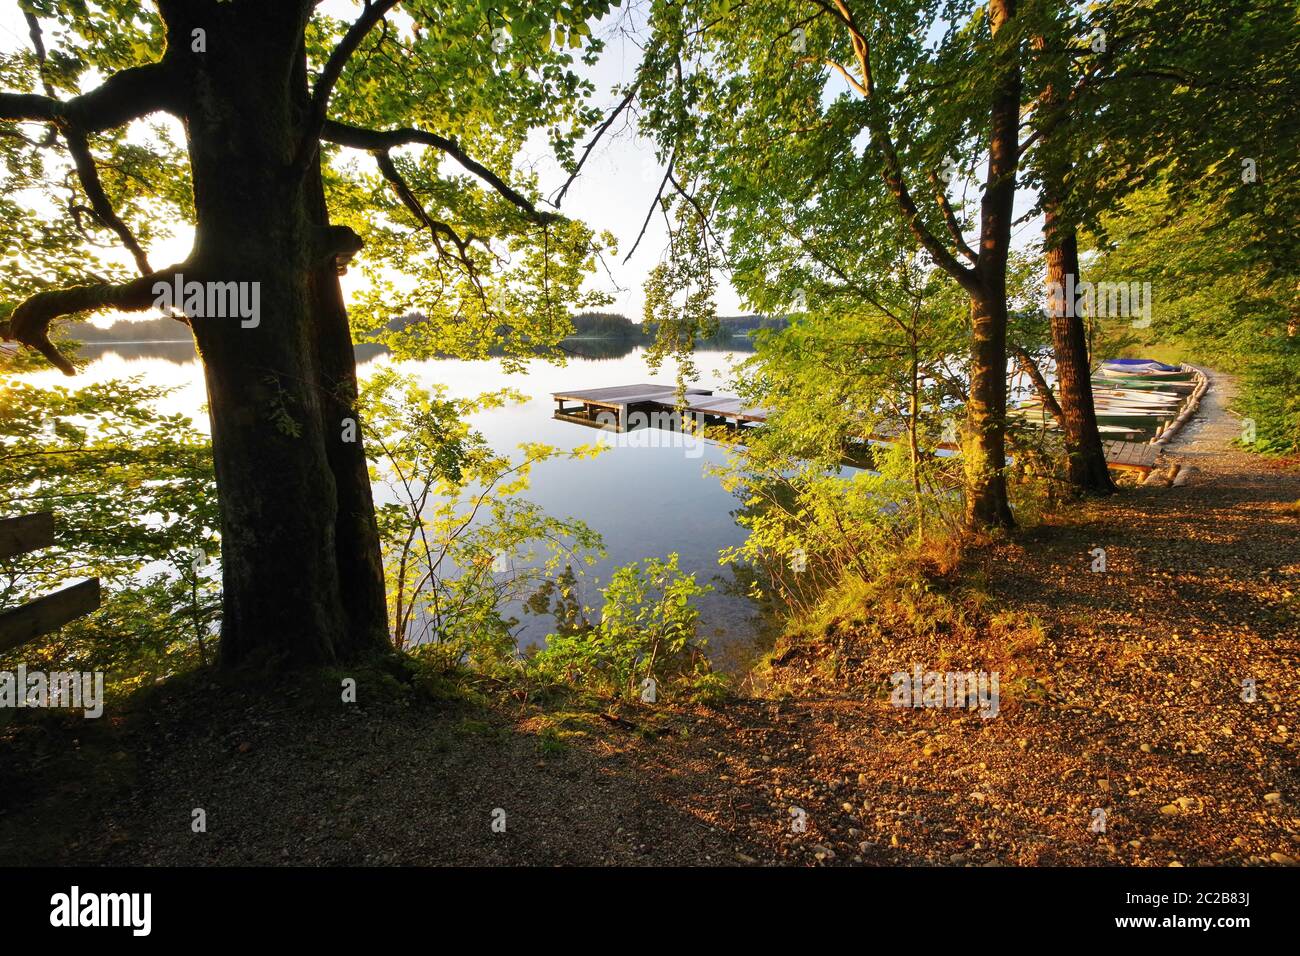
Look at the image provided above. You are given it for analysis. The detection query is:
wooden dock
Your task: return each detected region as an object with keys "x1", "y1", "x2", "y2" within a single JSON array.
[
  {"x1": 680, "y1": 395, "x2": 769, "y2": 424},
  {"x1": 552, "y1": 383, "x2": 768, "y2": 431}
]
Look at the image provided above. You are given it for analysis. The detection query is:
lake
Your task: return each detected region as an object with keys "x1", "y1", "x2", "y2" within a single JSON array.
[{"x1": 17, "y1": 339, "x2": 773, "y2": 670}]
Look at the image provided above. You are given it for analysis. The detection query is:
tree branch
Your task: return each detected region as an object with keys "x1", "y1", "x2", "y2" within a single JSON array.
[
  {"x1": 624, "y1": 156, "x2": 674, "y2": 264},
  {"x1": 550, "y1": 79, "x2": 641, "y2": 207},
  {"x1": 373, "y1": 150, "x2": 475, "y2": 269},
  {"x1": 60, "y1": 125, "x2": 152, "y2": 275},
  {"x1": 1012, "y1": 345, "x2": 1065, "y2": 429},
  {"x1": 291, "y1": 0, "x2": 402, "y2": 177},
  {"x1": 0, "y1": 62, "x2": 178, "y2": 132},
  {"x1": 666, "y1": 166, "x2": 726, "y2": 258},
  {"x1": 2, "y1": 267, "x2": 182, "y2": 375},
  {"x1": 929, "y1": 170, "x2": 978, "y2": 265},
  {"x1": 23, "y1": 10, "x2": 56, "y2": 98},
  {"x1": 808, "y1": 0, "x2": 981, "y2": 295},
  {"x1": 321, "y1": 119, "x2": 557, "y2": 225},
  {"x1": 13, "y1": 13, "x2": 153, "y2": 277},
  {"x1": 819, "y1": 57, "x2": 869, "y2": 97}
]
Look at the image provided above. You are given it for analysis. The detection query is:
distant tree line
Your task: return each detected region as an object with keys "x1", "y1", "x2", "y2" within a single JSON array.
[
  {"x1": 58, "y1": 311, "x2": 787, "y2": 348},
  {"x1": 62, "y1": 318, "x2": 192, "y2": 343},
  {"x1": 571, "y1": 311, "x2": 787, "y2": 340}
]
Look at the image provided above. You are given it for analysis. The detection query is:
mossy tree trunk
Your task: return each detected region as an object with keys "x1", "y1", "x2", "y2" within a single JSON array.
[{"x1": 170, "y1": 1, "x2": 388, "y2": 666}]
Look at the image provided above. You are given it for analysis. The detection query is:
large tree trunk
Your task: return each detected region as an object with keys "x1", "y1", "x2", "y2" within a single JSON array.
[
  {"x1": 173, "y1": 2, "x2": 388, "y2": 667},
  {"x1": 961, "y1": 0, "x2": 1020, "y2": 530},
  {"x1": 1033, "y1": 29, "x2": 1116, "y2": 497},
  {"x1": 848, "y1": 0, "x2": 1021, "y2": 530},
  {"x1": 965, "y1": 291, "x2": 1015, "y2": 528},
  {"x1": 1042, "y1": 199, "x2": 1116, "y2": 494}
]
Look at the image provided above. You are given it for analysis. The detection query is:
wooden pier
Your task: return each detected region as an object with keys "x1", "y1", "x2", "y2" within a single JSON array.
[
  {"x1": 552, "y1": 383, "x2": 767, "y2": 431},
  {"x1": 680, "y1": 394, "x2": 769, "y2": 424}
]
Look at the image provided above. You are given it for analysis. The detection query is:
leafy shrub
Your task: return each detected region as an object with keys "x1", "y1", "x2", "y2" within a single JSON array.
[
  {"x1": 0, "y1": 378, "x2": 219, "y2": 693},
  {"x1": 359, "y1": 367, "x2": 604, "y2": 671},
  {"x1": 534, "y1": 553, "x2": 713, "y2": 699}
]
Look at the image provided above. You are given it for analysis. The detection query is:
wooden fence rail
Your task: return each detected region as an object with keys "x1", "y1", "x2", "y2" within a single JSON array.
[
  {"x1": 0, "y1": 513, "x2": 101, "y2": 652},
  {"x1": 0, "y1": 512, "x2": 54, "y2": 560}
]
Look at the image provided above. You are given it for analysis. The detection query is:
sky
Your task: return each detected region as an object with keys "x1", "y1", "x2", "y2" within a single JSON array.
[{"x1": 510, "y1": 3, "x2": 750, "y2": 318}]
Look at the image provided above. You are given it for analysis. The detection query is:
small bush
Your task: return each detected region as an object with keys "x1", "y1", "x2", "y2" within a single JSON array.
[{"x1": 533, "y1": 553, "x2": 714, "y2": 700}]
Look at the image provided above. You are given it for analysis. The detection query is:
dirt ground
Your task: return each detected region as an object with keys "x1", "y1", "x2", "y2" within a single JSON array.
[{"x1": 2, "y1": 370, "x2": 1296, "y2": 866}]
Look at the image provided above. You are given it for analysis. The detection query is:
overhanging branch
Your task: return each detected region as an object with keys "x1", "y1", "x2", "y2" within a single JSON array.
[
  {"x1": 807, "y1": 0, "x2": 981, "y2": 295},
  {"x1": 12, "y1": 13, "x2": 154, "y2": 279},
  {"x1": 321, "y1": 119, "x2": 557, "y2": 225},
  {"x1": 0, "y1": 61, "x2": 178, "y2": 132},
  {"x1": 550, "y1": 79, "x2": 641, "y2": 207},
  {"x1": 2, "y1": 267, "x2": 182, "y2": 375},
  {"x1": 373, "y1": 150, "x2": 476, "y2": 270},
  {"x1": 624, "y1": 155, "x2": 674, "y2": 264},
  {"x1": 61, "y1": 125, "x2": 152, "y2": 275}
]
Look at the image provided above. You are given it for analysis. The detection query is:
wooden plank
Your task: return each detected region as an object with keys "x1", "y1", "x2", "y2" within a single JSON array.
[
  {"x1": 687, "y1": 396, "x2": 743, "y2": 414},
  {"x1": 551, "y1": 383, "x2": 662, "y2": 401},
  {"x1": 0, "y1": 578, "x2": 101, "y2": 653},
  {"x1": 1103, "y1": 440, "x2": 1159, "y2": 475},
  {"x1": 683, "y1": 395, "x2": 770, "y2": 422},
  {"x1": 0, "y1": 513, "x2": 55, "y2": 560},
  {"x1": 551, "y1": 384, "x2": 712, "y2": 407}
]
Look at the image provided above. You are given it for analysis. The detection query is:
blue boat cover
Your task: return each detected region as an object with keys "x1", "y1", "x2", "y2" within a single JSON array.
[{"x1": 1102, "y1": 358, "x2": 1180, "y2": 372}]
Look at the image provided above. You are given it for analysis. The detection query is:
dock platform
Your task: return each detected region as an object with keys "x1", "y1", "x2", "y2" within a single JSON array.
[
  {"x1": 680, "y1": 395, "x2": 768, "y2": 424},
  {"x1": 553, "y1": 383, "x2": 770, "y2": 430}
]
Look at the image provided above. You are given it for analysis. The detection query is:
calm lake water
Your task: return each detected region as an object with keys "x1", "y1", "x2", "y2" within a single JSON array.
[{"x1": 20, "y1": 340, "x2": 773, "y2": 668}]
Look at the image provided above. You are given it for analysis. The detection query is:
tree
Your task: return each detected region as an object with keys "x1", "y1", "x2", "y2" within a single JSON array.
[
  {"x1": 632, "y1": 0, "x2": 1024, "y2": 529},
  {"x1": 711, "y1": 249, "x2": 969, "y2": 614},
  {"x1": 1067, "y1": 0, "x2": 1299, "y2": 282},
  {"x1": 1, "y1": 0, "x2": 613, "y2": 667},
  {"x1": 1020, "y1": 8, "x2": 1115, "y2": 495},
  {"x1": 1041, "y1": 0, "x2": 1299, "y2": 457},
  {"x1": 1087, "y1": 181, "x2": 1299, "y2": 454}
]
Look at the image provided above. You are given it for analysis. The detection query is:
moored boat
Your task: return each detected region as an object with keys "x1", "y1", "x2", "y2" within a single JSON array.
[
  {"x1": 1100, "y1": 358, "x2": 1182, "y2": 373},
  {"x1": 1098, "y1": 369, "x2": 1196, "y2": 383}
]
